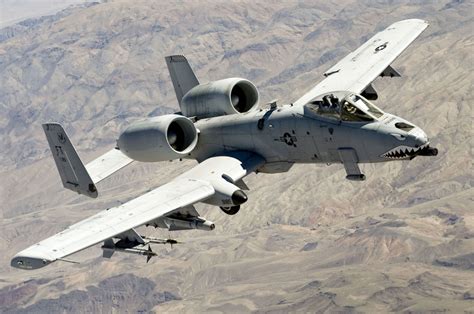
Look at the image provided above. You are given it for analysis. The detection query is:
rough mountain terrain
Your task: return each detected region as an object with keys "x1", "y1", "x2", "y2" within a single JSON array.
[{"x1": 1, "y1": 0, "x2": 473, "y2": 312}]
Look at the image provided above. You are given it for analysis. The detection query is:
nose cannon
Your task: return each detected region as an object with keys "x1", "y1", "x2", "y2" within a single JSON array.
[
  {"x1": 416, "y1": 145, "x2": 438, "y2": 156},
  {"x1": 380, "y1": 120, "x2": 438, "y2": 160},
  {"x1": 409, "y1": 127, "x2": 438, "y2": 157}
]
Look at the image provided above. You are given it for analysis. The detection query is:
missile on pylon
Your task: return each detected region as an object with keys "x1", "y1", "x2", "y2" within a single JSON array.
[
  {"x1": 101, "y1": 239, "x2": 156, "y2": 262},
  {"x1": 142, "y1": 236, "x2": 183, "y2": 247}
]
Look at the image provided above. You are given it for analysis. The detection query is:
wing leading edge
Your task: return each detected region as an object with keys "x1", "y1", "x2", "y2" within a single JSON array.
[
  {"x1": 294, "y1": 19, "x2": 429, "y2": 106},
  {"x1": 11, "y1": 152, "x2": 264, "y2": 270}
]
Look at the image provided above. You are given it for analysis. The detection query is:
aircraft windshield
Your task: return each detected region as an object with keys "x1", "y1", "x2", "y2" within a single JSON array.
[
  {"x1": 348, "y1": 94, "x2": 384, "y2": 118},
  {"x1": 340, "y1": 100, "x2": 373, "y2": 122},
  {"x1": 306, "y1": 92, "x2": 384, "y2": 122}
]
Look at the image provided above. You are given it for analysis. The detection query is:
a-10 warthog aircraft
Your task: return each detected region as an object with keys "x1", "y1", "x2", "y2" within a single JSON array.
[{"x1": 12, "y1": 19, "x2": 437, "y2": 270}]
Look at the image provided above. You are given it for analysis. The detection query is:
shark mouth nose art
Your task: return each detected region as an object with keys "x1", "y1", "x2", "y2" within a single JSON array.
[{"x1": 381, "y1": 143, "x2": 437, "y2": 159}]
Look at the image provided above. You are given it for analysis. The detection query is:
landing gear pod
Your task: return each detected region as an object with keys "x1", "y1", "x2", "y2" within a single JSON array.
[
  {"x1": 202, "y1": 179, "x2": 248, "y2": 208},
  {"x1": 220, "y1": 206, "x2": 240, "y2": 215},
  {"x1": 219, "y1": 190, "x2": 247, "y2": 215}
]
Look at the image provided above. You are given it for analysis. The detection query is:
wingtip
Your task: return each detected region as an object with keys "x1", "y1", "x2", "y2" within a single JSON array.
[
  {"x1": 11, "y1": 255, "x2": 53, "y2": 270},
  {"x1": 387, "y1": 19, "x2": 429, "y2": 34},
  {"x1": 397, "y1": 18, "x2": 429, "y2": 26}
]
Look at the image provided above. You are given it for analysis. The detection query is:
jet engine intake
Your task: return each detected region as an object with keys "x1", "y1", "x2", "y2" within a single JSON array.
[
  {"x1": 118, "y1": 114, "x2": 198, "y2": 162},
  {"x1": 181, "y1": 78, "x2": 259, "y2": 118}
]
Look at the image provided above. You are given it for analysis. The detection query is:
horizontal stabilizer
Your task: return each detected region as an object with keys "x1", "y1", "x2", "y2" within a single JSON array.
[
  {"x1": 85, "y1": 148, "x2": 133, "y2": 184},
  {"x1": 42, "y1": 123, "x2": 98, "y2": 198}
]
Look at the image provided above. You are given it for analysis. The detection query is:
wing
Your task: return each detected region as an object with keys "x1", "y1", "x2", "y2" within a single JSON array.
[
  {"x1": 293, "y1": 19, "x2": 429, "y2": 106},
  {"x1": 11, "y1": 177, "x2": 214, "y2": 269},
  {"x1": 11, "y1": 151, "x2": 264, "y2": 270},
  {"x1": 43, "y1": 123, "x2": 133, "y2": 198}
]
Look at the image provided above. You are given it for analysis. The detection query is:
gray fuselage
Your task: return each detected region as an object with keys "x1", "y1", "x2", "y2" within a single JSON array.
[
  {"x1": 191, "y1": 102, "x2": 428, "y2": 172},
  {"x1": 117, "y1": 92, "x2": 434, "y2": 178}
]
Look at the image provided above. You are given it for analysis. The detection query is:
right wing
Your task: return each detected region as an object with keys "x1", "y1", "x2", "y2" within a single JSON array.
[
  {"x1": 43, "y1": 123, "x2": 133, "y2": 198},
  {"x1": 294, "y1": 19, "x2": 429, "y2": 106},
  {"x1": 11, "y1": 151, "x2": 264, "y2": 270}
]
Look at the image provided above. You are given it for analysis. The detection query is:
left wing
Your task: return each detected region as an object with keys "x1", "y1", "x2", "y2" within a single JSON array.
[
  {"x1": 294, "y1": 19, "x2": 429, "y2": 106},
  {"x1": 11, "y1": 152, "x2": 264, "y2": 270}
]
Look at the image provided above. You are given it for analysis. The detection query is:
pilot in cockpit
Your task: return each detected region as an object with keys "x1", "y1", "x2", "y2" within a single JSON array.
[
  {"x1": 307, "y1": 92, "x2": 385, "y2": 122},
  {"x1": 321, "y1": 94, "x2": 340, "y2": 112}
]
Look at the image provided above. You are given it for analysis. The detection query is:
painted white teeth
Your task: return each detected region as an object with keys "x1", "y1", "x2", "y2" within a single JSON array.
[{"x1": 381, "y1": 143, "x2": 429, "y2": 159}]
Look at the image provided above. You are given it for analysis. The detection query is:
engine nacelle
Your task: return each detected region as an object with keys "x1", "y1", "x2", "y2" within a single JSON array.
[
  {"x1": 181, "y1": 78, "x2": 259, "y2": 118},
  {"x1": 117, "y1": 114, "x2": 198, "y2": 162},
  {"x1": 201, "y1": 178, "x2": 248, "y2": 207}
]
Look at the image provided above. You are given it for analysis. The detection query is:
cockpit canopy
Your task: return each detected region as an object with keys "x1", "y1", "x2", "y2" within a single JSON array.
[{"x1": 305, "y1": 91, "x2": 384, "y2": 122}]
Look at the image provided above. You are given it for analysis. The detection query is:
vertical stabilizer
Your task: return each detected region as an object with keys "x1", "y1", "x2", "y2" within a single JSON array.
[
  {"x1": 42, "y1": 123, "x2": 98, "y2": 198},
  {"x1": 165, "y1": 55, "x2": 199, "y2": 106}
]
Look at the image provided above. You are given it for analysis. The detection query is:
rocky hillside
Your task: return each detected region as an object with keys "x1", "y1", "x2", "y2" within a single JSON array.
[{"x1": 1, "y1": 0, "x2": 473, "y2": 312}]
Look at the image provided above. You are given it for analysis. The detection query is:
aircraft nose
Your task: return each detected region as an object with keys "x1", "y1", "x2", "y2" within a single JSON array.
[{"x1": 411, "y1": 127, "x2": 429, "y2": 146}]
